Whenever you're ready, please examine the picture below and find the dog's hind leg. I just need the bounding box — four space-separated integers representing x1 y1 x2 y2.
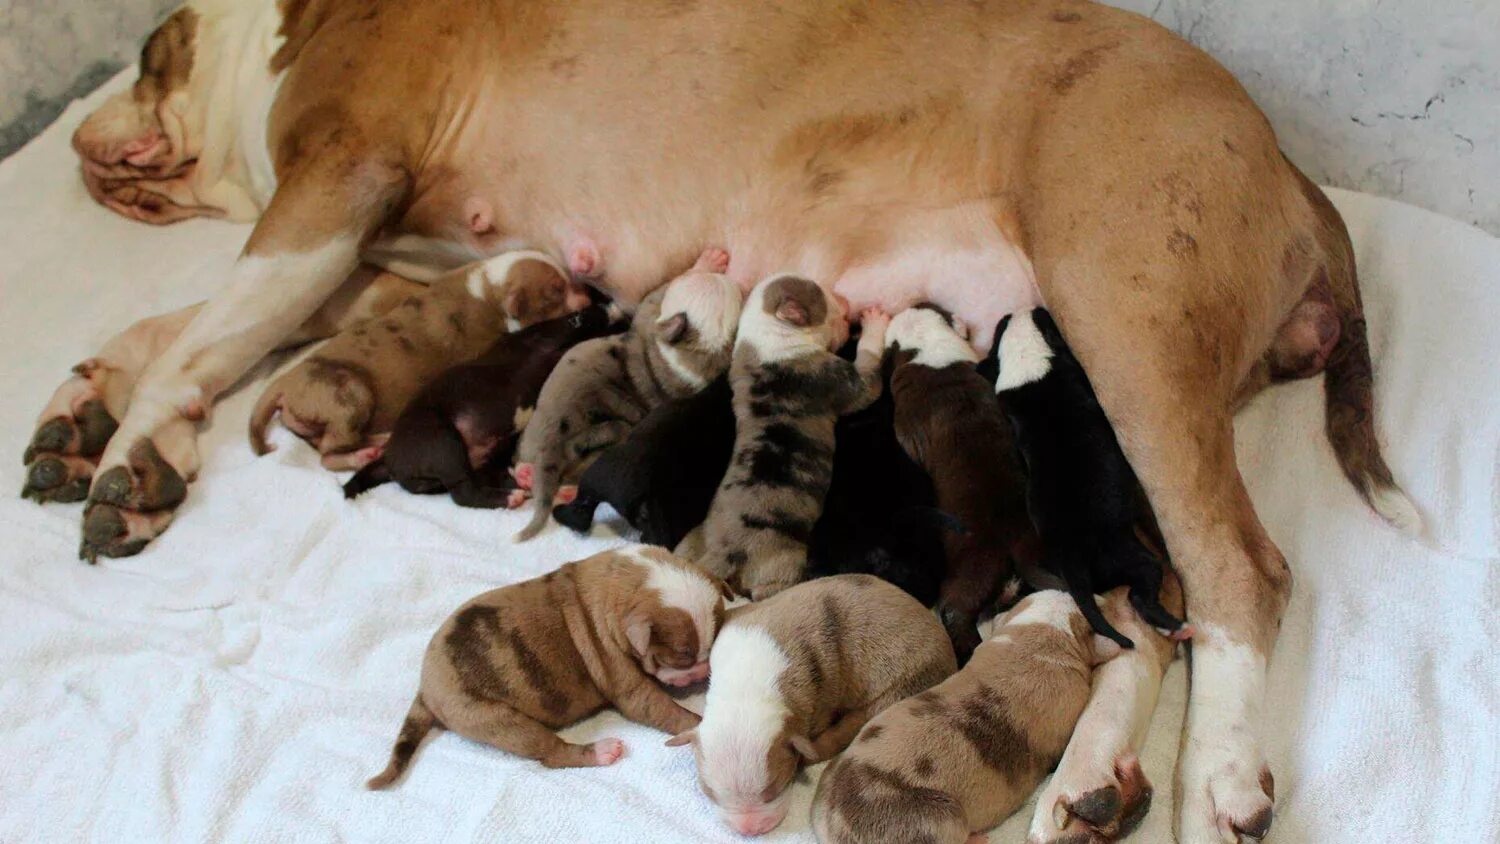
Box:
74 132 411 560
442 699 624 769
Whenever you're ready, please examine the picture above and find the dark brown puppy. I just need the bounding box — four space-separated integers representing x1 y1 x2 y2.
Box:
343 303 623 506
886 306 1037 665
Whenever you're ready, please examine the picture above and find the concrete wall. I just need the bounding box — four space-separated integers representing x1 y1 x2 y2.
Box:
2 0 1497 233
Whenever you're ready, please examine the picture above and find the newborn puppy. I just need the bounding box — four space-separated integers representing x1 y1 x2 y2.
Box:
810 590 1125 844
805 337 950 606
886 305 1038 664
683 274 889 599
991 307 1189 648
552 376 736 547
512 248 742 541
367 545 730 787
667 574 956 837
251 251 590 468
342 303 623 506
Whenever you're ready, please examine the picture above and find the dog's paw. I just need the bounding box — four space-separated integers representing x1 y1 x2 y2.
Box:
1177 752 1274 843
590 738 626 766
1030 754 1152 843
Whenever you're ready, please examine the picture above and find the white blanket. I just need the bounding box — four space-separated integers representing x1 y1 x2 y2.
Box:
0 75 1495 844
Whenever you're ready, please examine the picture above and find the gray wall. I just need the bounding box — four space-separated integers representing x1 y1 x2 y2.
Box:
0 0 178 156
2 0 1497 233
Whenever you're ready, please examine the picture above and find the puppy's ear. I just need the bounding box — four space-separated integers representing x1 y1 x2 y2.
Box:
774 298 810 327
952 317 971 341
656 312 690 344
710 574 736 602
625 611 653 657
665 729 698 748
788 734 819 762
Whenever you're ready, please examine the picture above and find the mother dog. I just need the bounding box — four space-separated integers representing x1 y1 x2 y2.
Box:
24 0 1416 840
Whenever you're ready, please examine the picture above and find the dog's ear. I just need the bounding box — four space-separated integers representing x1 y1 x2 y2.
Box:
710 574 736 602
788 734 819 762
656 312 690 344
1030 308 1067 350
625 611 653 657
774 298 811 327
665 729 698 748
952 317 971 341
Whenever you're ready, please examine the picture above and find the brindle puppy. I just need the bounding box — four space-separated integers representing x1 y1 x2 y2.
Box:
680 275 888 600
342 303 623 506
250 251 590 468
512 248 742 541
367 545 731 785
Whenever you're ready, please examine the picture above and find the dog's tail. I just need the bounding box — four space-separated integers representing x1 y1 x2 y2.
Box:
248 387 282 455
344 459 393 499
1296 164 1422 534
367 695 439 790
514 472 557 542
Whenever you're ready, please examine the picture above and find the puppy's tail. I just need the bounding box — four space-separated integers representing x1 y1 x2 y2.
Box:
344 459 393 499
367 695 438 790
1306 169 1422 535
514 473 557 542
248 387 282 455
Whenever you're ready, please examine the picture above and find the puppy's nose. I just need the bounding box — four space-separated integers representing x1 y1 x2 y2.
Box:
727 810 784 836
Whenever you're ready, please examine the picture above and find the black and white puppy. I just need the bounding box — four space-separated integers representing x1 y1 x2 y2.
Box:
551 377 736 548
990 307 1189 648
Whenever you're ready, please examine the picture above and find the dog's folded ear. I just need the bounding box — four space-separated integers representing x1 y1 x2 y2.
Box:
657 312 690 344
774 299 810 327
625 610 653 656
665 729 698 748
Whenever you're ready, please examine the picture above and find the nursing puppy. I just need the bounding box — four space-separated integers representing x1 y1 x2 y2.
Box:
991 308 1188 648
667 574 956 836
367 546 730 787
552 376 736 547
810 590 1129 844
512 248 741 541
250 252 589 469
886 306 1037 664
342 303 623 506
684 274 889 599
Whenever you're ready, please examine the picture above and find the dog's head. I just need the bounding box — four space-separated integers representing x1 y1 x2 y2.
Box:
72 2 287 224
885 305 977 369
619 546 732 688
466 251 593 328
652 268 745 364
736 274 851 361
991 307 1065 393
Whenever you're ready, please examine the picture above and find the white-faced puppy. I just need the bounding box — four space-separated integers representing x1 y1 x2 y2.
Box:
810 590 1131 844
512 248 742 540
366 546 731 787
668 574 956 837
991 307 1189 648
682 274 889 599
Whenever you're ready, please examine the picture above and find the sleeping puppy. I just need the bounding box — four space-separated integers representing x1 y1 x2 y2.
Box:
810 589 1128 844
552 376 737 547
512 248 742 541
342 303 623 506
804 336 950 607
367 545 731 786
681 274 889 599
668 574 956 837
250 251 590 469
886 305 1038 665
991 307 1189 648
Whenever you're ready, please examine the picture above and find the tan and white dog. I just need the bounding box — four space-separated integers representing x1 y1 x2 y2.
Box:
23 1 1421 840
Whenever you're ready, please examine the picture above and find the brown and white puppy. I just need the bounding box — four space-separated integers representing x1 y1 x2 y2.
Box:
512 248 742 540
811 589 1136 844
250 251 590 468
682 275 889 599
885 305 1038 665
366 545 730 787
667 574 956 837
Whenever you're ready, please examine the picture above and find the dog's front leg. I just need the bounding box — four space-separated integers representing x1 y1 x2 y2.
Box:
77 154 408 560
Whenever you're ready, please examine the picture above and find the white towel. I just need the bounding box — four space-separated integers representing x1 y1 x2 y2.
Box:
0 72 1495 843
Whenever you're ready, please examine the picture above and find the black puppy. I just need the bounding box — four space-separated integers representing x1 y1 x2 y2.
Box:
555 337 951 606
551 376 736 547
990 307 1188 648
343 303 621 506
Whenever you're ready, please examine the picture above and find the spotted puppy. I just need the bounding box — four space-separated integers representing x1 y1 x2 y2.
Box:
512 248 741 540
886 305 1038 665
367 546 731 786
668 574 956 837
991 308 1189 648
810 590 1130 844
681 274 889 599
342 303 623 506
250 251 590 469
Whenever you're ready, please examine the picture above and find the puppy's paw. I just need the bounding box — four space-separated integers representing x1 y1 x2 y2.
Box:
511 462 535 490
591 738 626 766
